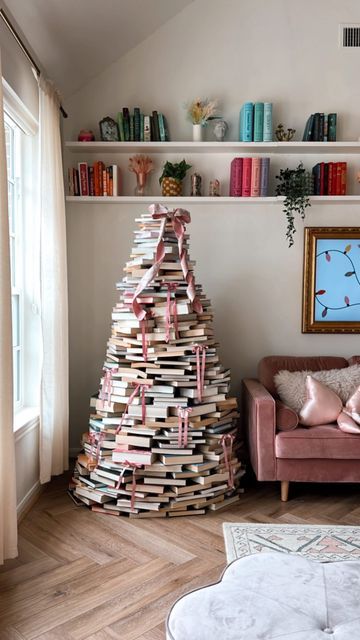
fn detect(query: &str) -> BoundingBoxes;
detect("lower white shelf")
[66,195,360,205]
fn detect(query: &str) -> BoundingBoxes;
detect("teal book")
[117,112,125,142]
[328,113,337,141]
[263,103,273,141]
[158,113,166,142]
[129,115,135,141]
[140,114,144,141]
[254,103,264,142]
[242,102,254,142]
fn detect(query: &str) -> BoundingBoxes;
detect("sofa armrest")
[242,378,276,481]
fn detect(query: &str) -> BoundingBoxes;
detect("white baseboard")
[17,480,42,522]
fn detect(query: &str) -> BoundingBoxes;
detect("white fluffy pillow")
[274,365,360,413]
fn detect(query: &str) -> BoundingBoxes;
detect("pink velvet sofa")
[243,355,360,501]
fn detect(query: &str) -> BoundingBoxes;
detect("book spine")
[158,113,166,142]
[323,162,329,195]
[319,162,325,195]
[68,168,74,196]
[263,103,273,142]
[318,114,324,142]
[242,103,254,142]
[302,114,313,141]
[129,115,135,142]
[78,162,89,196]
[163,115,170,141]
[117,112,125,142]
[111,164,121,196]
[335,162,342,195]
[242,158,252,196]
[253,103,264,142]
[108,166,113,196]
[134,107,140,142]
[102,168,107,196]
[123,108,130,141]
[250,157,261,196]
[323,114,328,142]
[312,163,320,195]
[140,114,144,141]
[152,111,160,141]
[259,157,270,196]
[74,169,80,196]
[313,113,320,141]
[144,115,151,142]
[88,166,95,196]
[340,162,347,195]
[328,113,337,141]
[150,115,155,141]
[327,162,334,195]
[230,158,243,196]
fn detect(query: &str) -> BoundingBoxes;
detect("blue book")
[254,103,264,142]
[260,157,270,196]
[242,102,254,142]
[263,103,273,141]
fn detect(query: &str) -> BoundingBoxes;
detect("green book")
[254,102,264,142]
[117,112,125,142]
[158,113,166,142]
[140,114,144,141]
[328,113,337,141]
[129,115,135,141]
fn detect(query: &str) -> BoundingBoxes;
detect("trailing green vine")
[275,162,311,247]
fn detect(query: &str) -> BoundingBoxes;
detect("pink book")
[230,158,243,196]
[250,157,261,197]
[242,158,252,197]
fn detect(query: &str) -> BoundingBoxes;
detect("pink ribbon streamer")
[99,368,119,408]
[115,462,142,512]
[177,406,192,447]
[163,282,179,343]
[88,432,104,464]
[221,433,235,489]
[193,344,208,402]
[131,204,203,321]
[115,382,150,434]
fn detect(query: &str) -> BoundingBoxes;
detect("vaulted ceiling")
[4,0,194,97]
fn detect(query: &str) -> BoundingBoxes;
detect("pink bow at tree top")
[131,204,203,322]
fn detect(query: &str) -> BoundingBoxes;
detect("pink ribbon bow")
[140,310,154,361]
[162,282,179,343]
[193,344,208,402]
[115,382,150,434]
[126,461,142,511]
[88,432,104,464]
[221,433,235,489]
[177,406,192,447]
[131,204,203,321]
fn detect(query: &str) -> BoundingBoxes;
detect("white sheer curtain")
[0,50,18,563]
[39,76,69,484]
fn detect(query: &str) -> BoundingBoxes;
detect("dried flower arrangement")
[186,98,218,125]
[128,154,154,176]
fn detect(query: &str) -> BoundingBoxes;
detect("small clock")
[99,116,120,142]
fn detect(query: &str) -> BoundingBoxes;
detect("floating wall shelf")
[66,195,360,206]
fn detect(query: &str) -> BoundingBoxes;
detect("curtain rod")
[0,8,68,118]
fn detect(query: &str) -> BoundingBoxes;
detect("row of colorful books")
[303,113,337,141]
[239,102,273,142]
[69,162,122,197]
[312,162,346,195]
[117,108,169,142]
[230,157,270,197]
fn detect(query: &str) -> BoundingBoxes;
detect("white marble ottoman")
[166,552,360,639]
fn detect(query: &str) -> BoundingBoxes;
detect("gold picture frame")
[302,227,360,333]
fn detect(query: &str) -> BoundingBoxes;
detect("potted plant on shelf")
[159,159,192,196]
[275,162,311,247]
[186,98,218,141]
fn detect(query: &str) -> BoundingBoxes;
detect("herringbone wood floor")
[1,476,360,640]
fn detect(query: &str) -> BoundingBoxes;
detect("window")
[3,85,41,425]
[5,113,23,410]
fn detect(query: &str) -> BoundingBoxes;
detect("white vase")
[192,124,203,142]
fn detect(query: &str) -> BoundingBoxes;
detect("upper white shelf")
[66,195,360,205]
[65,141,360,155]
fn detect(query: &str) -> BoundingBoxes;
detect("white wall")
[65,0,360,449]
[15,419,40,518]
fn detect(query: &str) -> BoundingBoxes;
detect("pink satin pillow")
[276,400,298,431]
[299,376,342,427]
[345,385,360,424]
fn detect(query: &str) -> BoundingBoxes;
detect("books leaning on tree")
[69,162,122,196]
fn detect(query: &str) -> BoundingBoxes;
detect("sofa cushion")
[275,424,360,459]
[299,376,342,426]
[274,364,360,413]
[258,355,348,396]
[275,400,298,431]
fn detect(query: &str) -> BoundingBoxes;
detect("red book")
[250,157,261,196]
[88,167,95,196]
[242,158,252,197]
[78,162,89,196]
[340,162,347,195]
[98,161,105,195]
[230,158,243,196]
[103,169,108,196]
[93,162,101,196]
[327,162,335,195]
[335,162,342,195]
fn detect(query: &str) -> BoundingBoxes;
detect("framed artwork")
[302,227,360,333]
[99,116,119,141]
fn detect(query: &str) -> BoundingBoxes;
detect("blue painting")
[314,239,360,321]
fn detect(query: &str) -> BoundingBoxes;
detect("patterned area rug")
[223,523,360,563]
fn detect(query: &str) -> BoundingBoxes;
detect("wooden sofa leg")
[281,481,289,502]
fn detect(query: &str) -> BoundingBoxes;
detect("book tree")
[70,204,243,517]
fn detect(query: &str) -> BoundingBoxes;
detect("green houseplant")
[159,159,192,196]
[275,162,311,247]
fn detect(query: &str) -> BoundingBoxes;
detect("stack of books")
[239,102,273,142]
[117,107,170,142]
[229,157,270,197]
[69,162,121,196]
[303,113,337,141]
[312,161,347,195]
[70,208,243,517]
